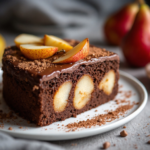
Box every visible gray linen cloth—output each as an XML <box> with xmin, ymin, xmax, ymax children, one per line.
<box><xmin>0</xmin><ymin>132</ymin><xmax>64</xmax><ymax>150</ymax></box>
<box><xmin>0</xmin><ymin>0</ymin><xmax>132</xmax><ymax>42</ymax></box>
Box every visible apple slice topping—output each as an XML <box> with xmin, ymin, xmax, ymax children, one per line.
<box><xmin>14</xmin><ymin>34</ymin><xmax>43</xmax><ymax>47</ymax></box>
<box><xmin>20</xmin><ymin>44</ymin><xmax>58</xmax><ymax>60</ymax></box>
<box><xmin>53</xmin><ymin>38</ymin><xmax>89</xmax><ymax>63</ymax></box>
<box><xmin>44</xmin><ymin>35</ymin><xmax>73</xmax><ymax>52</ymax></box>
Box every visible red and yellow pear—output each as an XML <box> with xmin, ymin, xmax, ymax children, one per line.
<box><xmin>121</xmin><ymin>3</ymin><xmax>150</xmax><ymax>67</ymax></box>
<box><xmin>53</xmin><ymin>38</ymin><xmax>89</xmax><ymax>63</ymax></box>
<box><xmin>104</xmin><ymin>2</ymin><xmax>139</xmax><ymax>45</ymax></box>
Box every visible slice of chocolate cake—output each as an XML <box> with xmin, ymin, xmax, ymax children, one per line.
<box><xmin>2</xmin><ymin>37</ymin><xmax>119</xmax><ymax>126</ymax></box>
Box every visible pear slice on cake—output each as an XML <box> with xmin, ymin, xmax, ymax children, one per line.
<box><xmin>15</xmin><ymin>34</ymin><xmax>43</xmax><ymax>47</ymax></box>
<box><xmin>53</xmin><ymin>38</ymin><xmax>89</xmax><ymax>63</ymax></box>
<box><xmin>20</xmin><ymin>44</ymin><xmax>58</xmax><ymax>60</ymax></box>
<box><xmin>44</xmin><ymin>35</ymin><xmax>73</xmax><ymax>52</ymax></box>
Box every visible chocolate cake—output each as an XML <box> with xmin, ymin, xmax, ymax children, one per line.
<box><xmin>2</xmin><ymin>39</ymin><xmax>119</xmax><ymax>126</ymax></box>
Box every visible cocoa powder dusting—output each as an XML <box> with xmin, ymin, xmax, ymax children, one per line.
<box><xmin>0</xmin><ymin>111</ymin><xmax>16</xmax><ymax>122</ymax></box>
<box><xmin>65</xmin><ymin>89</ymin><xmax>136</xmax><ymax>131</ymax></box>
<box><xmin>3</xmin><ymin>39</ymin><xmax>114</xmax><ymax>73</ymax></box>
<box><xmin>120</xmin><ymin>90</ymin><xmax>132</xmax><ymax>99</ymax></box>
<box><xmin>66</xmin><ymin>104</ymin><xmax>134</xmax><ymax>131</ymax></box>
<box><xmin>0</xmin><ymin>109</ymin><xmax>18</xmax><ymax>129</ymax></box>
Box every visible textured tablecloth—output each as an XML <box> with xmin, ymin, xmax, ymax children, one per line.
<box><xmin>0</xmin><ymin>132</ymin><xmax>64</xmax><ymax>150</ymax></box>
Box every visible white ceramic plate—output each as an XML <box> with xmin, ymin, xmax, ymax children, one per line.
<box><xmin>0</xmin><ymin>70</ymin><xmax>148</xmax><ymax>141</ymax></box>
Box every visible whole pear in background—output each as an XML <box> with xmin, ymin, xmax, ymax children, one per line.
<box><xmin>104</xmin><ymin>2</ymin><xmax>139</xmax><ymax>45</ymax></box>
<box><xmin>121</xmin><ymin>4</ymin><xmax>150</xmax><ymax>67</ymax></box>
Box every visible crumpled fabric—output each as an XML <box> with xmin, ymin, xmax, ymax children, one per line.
<box><xmin>0</xmin><ymin>0</ymin><xmax>132</xmax><ymax>41</ymax></box>
<box><xmin>0</xmin><ymin>132</ymin><xmax>65</xmax><ymax>150</ymax></box>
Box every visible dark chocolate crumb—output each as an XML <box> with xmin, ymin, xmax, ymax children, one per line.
<box><xmin>8</xmin><ymin>127</ymin><xmax>13</xmax><ymax>130</ymax></box>
<box><xmin>120</xmin><ymin>130</ymin><xmax>128</xmax><ymax>137</ymax></box>
<box><xmin>103</xmin><ymin>142</ymin><xmax>110</xmax><ymax>149</ymax></box>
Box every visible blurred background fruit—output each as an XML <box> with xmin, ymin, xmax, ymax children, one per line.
<box><xmin>0</xmin><ymin>34</ymin><xmax>6</xmax><ymax>63</ymax></box>
<box><xmin>121</xmin><ymin>3</ymin><xmax>150</xmax><ymax>67</ymax></box>
<box><xmin>104</xmin><ymin>1</ymin><xmax>139</xmax><ymax>46</ymax></box>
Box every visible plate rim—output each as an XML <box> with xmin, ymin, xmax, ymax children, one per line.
<box><xmin>0</xmin><ymin>70</ymin><xmax>148</xmax><ymax>140</ymax></box>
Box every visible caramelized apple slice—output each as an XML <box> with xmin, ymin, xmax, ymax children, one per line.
<box><xmin>53</xmin><ymin>38</ymin><xmax>89</xmax><ymax>63</ymax></box>
<box><xmin>14</xmin><ymin>34</ymin><xmax>43</xmax><ymax>47</ymax></box>
<box><xmin>44</xmin><ymin>35</ymin><xmax>73</xmax><ymax>52</ymax></box>
<box><xmin>20</xmin><ymin>44</ymin><xmax>58</xmax><ymax>60</ymax></box>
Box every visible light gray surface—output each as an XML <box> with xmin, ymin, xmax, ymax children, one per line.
<box><xmin>1</xmin><ymin>30</ymin><xmax>150</xmax><ymax>150</ymax></box>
